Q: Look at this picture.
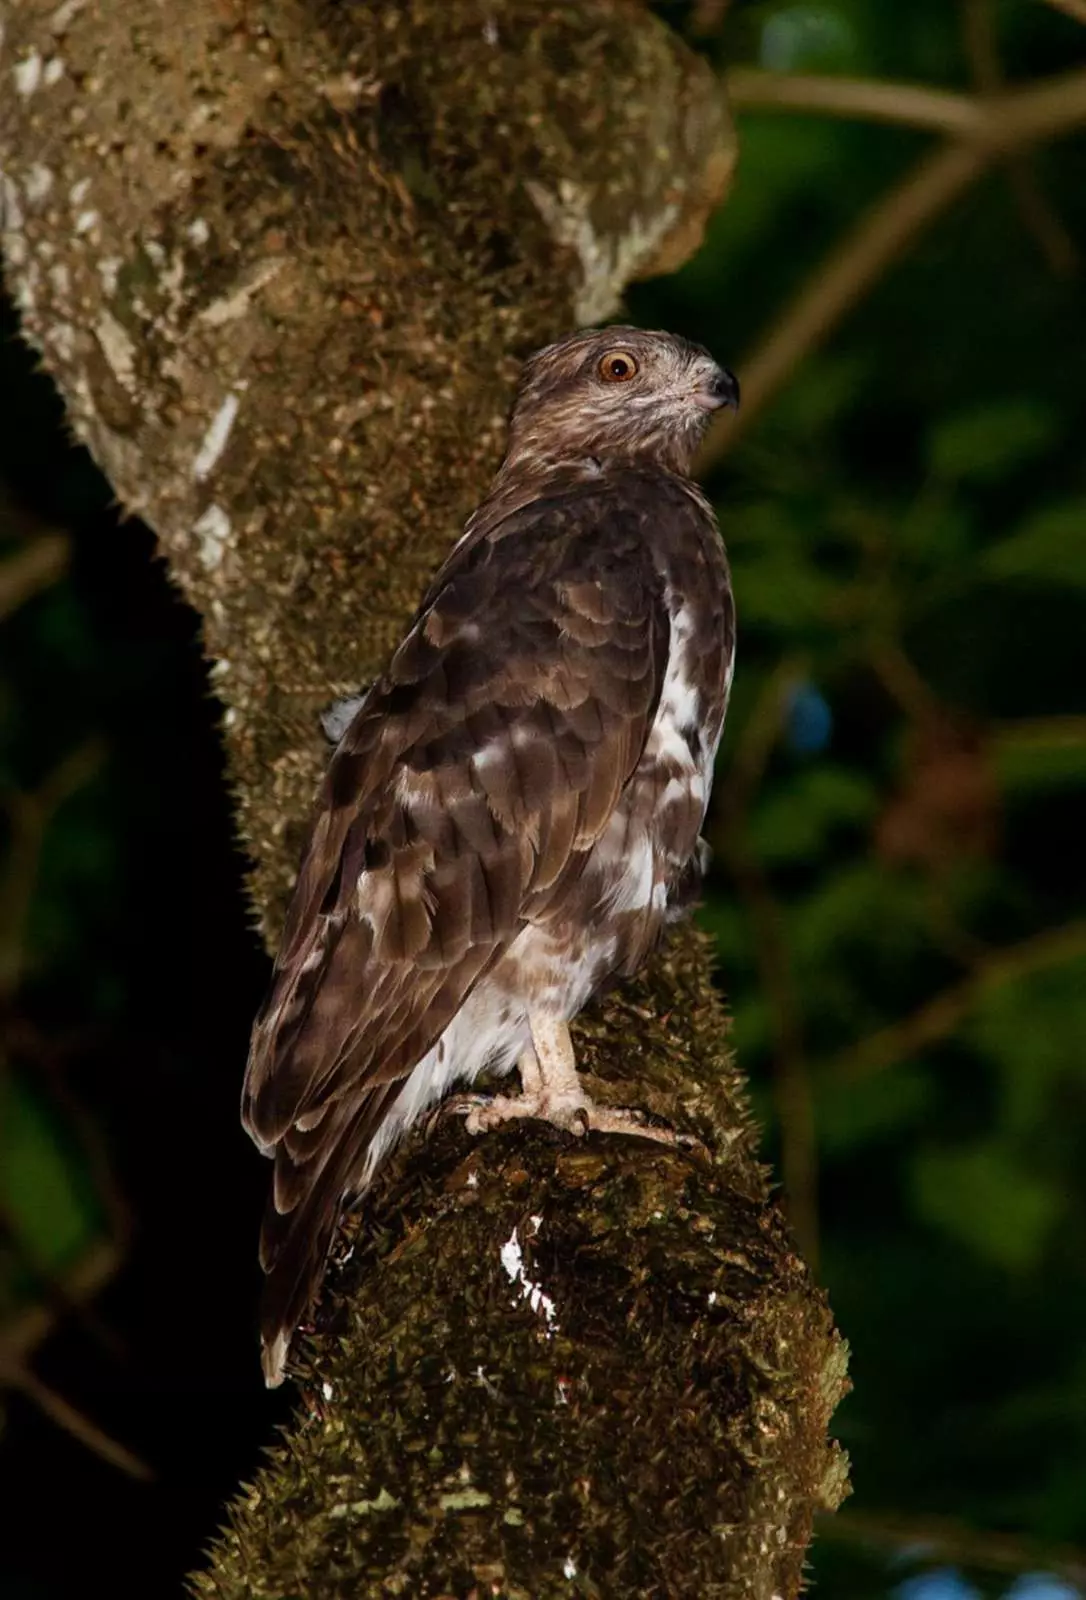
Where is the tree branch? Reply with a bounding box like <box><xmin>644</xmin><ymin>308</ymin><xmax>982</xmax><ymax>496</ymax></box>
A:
<box><xmin>0</xmin><ymin>530</ymin><xmax>68</xmax><ymax>619</ymax></box>
<box><xmin>821</xmin><ymin>1505</ymin><xmax>1086</xmax><ymax>1586</ymax></box>
<box><xmin>0</xmin><ymin>2</ymin><xmax>847</xmax><ymax>1594</ymax></box>
<box><xmin>1042</xmin><ymin>0</ymin><xmax>1086</xmax><ymax>27</ymax></box>
<box><xmin>704</xmin><ymin>141</ymin><xmax>988</xmax><ymax>460</ymax></box>
<box><xmin>703</xmin><ymin>64</ymin><xmax>1086</xmax><ymax>462</ymax></box>
<box><xmin>995</xmin><ymin>714</ymin><xmax>1086</xmax><ymax>754</ymax></box>
<box><xmin>827</xmin><ymin>918</ymin><xmax>1086</xmax><ymax>1083</ymax></box>
<box><xmin>712</xmin><ymin>660</ymin><xmax>821</xmax><ymax>1268</ymax></box>
<box><xmin>960</xmin><ymin>0</ymin><xmax>1078</xmax><ymax>275</ymax></box>
<box><xmin>725</xmin><ymin>69</ymin><xmax>985</xmax><ymax>136</ymax></box>
<box><xmin>0</xmin><ymin>1351</ymin><xmax>152</xmax><ymax>1481</ymax></box>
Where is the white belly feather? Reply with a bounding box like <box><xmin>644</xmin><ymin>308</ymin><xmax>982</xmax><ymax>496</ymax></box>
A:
<box><xmin>359</xmin><ymin>597</ymin><xmax>731</xmax><ymax>1187</ymax></box>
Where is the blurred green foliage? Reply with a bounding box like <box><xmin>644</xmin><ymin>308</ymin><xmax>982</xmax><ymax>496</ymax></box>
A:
<box><xmin>1</xmin><ymin>0</ymin><xmax>1085</xmax><ymax>1595</ymax></box>
<box><xmin>640</xmin><ymin>1</ymin><xmax>1086</xmax><ymax>1594</ymax></box>
<box><xmin>0</xmin><ymin>1074</ymin><xmax>104</xmax><ymax>1321</ymax></box>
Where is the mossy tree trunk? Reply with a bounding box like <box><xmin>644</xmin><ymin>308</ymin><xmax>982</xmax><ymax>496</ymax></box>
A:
<box><xmin>0</xmin><ymin>1</ymin><xmax>848</xmax><ymax>1593</ymax></box>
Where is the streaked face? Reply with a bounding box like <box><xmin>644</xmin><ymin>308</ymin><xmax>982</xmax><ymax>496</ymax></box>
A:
<box><xmin>507</xmin><ymin>326</ymin><xmax>739</xmax><ymax>475</ymax></box>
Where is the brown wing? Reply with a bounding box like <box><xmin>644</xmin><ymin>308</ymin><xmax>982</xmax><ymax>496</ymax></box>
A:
<box><xmin>242</xmin><ymin>477</ymin><xmax>671</xmax><ymax>1378</ymax></box>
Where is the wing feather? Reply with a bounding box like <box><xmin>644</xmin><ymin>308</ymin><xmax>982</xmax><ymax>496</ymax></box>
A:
<box><xmin>242</xmin><ymin>473</ymin><xmax>696</xmax><ymax>1377</ymax></box>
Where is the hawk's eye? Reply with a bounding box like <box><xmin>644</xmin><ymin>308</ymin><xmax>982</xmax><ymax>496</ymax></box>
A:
<box><xmin>598</xmin><ymin>350</ymin><xmax>639</xmax><ymax>383</ymax></box>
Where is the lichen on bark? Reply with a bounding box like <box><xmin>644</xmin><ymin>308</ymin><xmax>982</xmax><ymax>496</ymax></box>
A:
<box><xmin>0</xmin><ymin>0</ymin><xmax>848</xmax><ymax>1594</ymax></box>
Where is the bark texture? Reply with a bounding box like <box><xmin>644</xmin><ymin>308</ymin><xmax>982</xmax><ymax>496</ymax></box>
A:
<box><xmin>0</xmin><ymin>1</ymin><xmax>849</xmax><ymax>1594</ymax></box>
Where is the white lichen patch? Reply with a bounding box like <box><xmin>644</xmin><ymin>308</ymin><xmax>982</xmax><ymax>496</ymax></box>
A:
<box><xmin>193</xmin><ymin>502</ymin><xmax>232</xmax><ymax>569</ymax></box>
<box><xmin>1</xmin><ymin>172</ymin><xmax>24</xmax><ymax>233</ymax></box>
<box><xmin>193</xmin><ymin>392</ymin><xmax>240</xmax><ymax>480</ymax></box>
<box><xmin>197</xmin><ymin>258</ymin><xmax>284</xmax><ymax>326</ymax></box>
<box><xmin>13</xmin><ymin>50</ymin><xmax>43</xmax><ymax>96</ymax></box>
<box><xmin>51</xmin><ymin>0</ymin><xmax>86</xmax><ymax>32</ymax></box>
<box><xmin>438</xmin><ymin>1487</ymin><xmax>492</xmax><ymax>1512</ymax></box>
<box><xmin>49</xmin><ymin>321</ymin><xmax>76</xmax><ymax>361</ymax></box>
<box><xmin>13</xmin><ymin>259</ymin><xmax>38</xmax><ymax>312</ymax></box>
<box><xmin>23</xmin><ymin>164</ymin><xmax>54</xmax><ymax>206</ymax></box>
<box><xmin>43</xmin><ymin>56</ymin><xmax>64</xmax><ymax>86</ymax></box>
<box><xmin>329</xmin><ymin>1485</ymin><xmax>400</xmax><ymax>1519</ymax></box>
<box><xmin>3</xmin><ymin>231</ymin><xmax>27</xmax><ymax>269</ymax></box>
<box><xmin>68</xmin><ymin>176</ymin><xmax>91</xmax><ymax>206</ymax></box>
<box><xmin>186</xmin><ymin>217</ymin><xmax>210</xmax><ymax>247</ymax></box>
<box><xmin>319</xmin><ymin>70</ymin><xmax>377</xmax><ymax>112</ymax></box>
<box><xmin>527</xmin><ymin>177</ymin><xmax>680</xmax><ymax>324</ymax></box>
<box><xmin>95</xmin><ymin>310</ymin><xmax>137</xmax><ymax>390</ymax></box>
<box><xmin>500</xmin><ymin>1225</ymin><xmax>559</xmax><ymax>1332</ymax></box>
<box><xmin>156</xmin><ymin>247</ymin><xmax>186</xmax><ymax>317</ymax></box>
<box><xmin>97</xmin><ymin>256</ymin><xmax>121</xmax><ymax>295</ymax></box>
<box><xmin>74</xmin><ymin>209</ymin><xmax>98</xmax><ymax>236</ymax></box>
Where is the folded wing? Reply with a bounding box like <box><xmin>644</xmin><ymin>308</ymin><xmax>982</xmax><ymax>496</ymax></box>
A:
<box><xmin>241</xmin><ymin>480</ymin><xmax>674</xmax><ymax>1379</ymax></box>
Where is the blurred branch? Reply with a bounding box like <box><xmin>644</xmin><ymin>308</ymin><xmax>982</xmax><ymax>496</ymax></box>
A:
<box><xmin>726</xmin><ymin>842</ymin><xmax>820</xmax><ymax>1266</ymax></box>
<box><xmin>730</xmin><ymin>656</ymin><xmax>810</xmax><ymax>806</ymax></box>
<box><xmin>715</xmin><ymin>661</ymin><xmax>820</xmax><ymax>1266</ymax></box>
<box><xmin>961</xmin><ymin>0</ymin><xmax>1078</xmax><ymax>274</ymax></box>
<box><xmin>723</xmin><ymin>63</ymin><xmax>1086</xmax><ymax>147</ymax></box>
<box><xmin>0</xmin><ymin>1351</ymin><xmax>152</xmax><ymax>1480</ymax></box>
<box><xmin>827</xmin><ymin>918</ymin><xmax>1086</xmax><ymax>1083</ymax></box>
<box><xmin>701</xmin><ymin>141</ymin><xmax>987</xmax><ymax>463</ymax></box>
<box><xmin>726</xmin><ymin>69</ymin><xmax>984</xmax><ymax>135</ymax></box>
<box><xmin>867</xmin><ymin>638</ymin><xmax>944</xmax><ymax>726</ymax></box>
<box><xmin>690</xmin><ymin>0</ymin><xmax>732</xmax><ymax>36</ymax></box>
<box><xmin>994</xmin><ymin>714</ymin><xmax>1086</xmax><ymax>754</ymax></box>
<box><xmin>870</xmin><ymin>637</ymin><xmax>1086</xmax><ymax>770</ymax></box>
<box><xmin>819</xmin><ymin>1505</ymin><xmax>1086</xmax><ymax>1585</ymax></box>
<box><xmin>1</xmin><ymin>1237</ymin><xmax>122</xmax><ymax>1363</ymax></box>
<box><xmin>0</xmin><ymin>534</ymin><xmax>69</xmax><ymax>620</ymax></box>
<box><xmin>1042</xmin><ymin>0</ymin><xmax>1086</xmax><ymax>26</ymax></box>
<box><xmin>704</xmin><ymin>65</ymin><xmax>1086</xmax><ymax>462</ymax></box>
<box><xmin>6</xmin><ymin>1014</ymin><xmax>136</xmax><ymax>1258</ymax></box>
<box><xmin>0</xmin><ymin>741</ymin><xmax>104</xmax><ymax>1002</ymax></box>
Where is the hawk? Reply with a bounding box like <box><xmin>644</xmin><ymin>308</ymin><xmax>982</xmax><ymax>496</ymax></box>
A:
<box><xmin>242</xmin><ymin>327</ymin><xmax>739</xmax><ymax>1386</ymax></box>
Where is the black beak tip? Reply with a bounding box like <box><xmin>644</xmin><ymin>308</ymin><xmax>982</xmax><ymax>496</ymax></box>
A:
<box><xmin>712</xmin><ymin>367</ymin><xmax>741</xmax><ymax>410</ymax></box>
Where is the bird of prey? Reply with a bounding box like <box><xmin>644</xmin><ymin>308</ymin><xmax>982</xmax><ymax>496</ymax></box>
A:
<box><xmin>242</xmin><ymin>326</ymin><xmax>739</xmax><ymax>1386</ymax></box>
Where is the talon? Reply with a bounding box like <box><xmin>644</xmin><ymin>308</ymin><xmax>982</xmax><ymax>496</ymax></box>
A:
<box><xmin>446</xmin><ymin>1093</ymin><xmax>490</xmax><ymax>1115</ymax></box>
<box><xmin>443</xmin><ymin>1093</ymin><xmax>496</xmax><ymax>1137</ymax></box>
<box><xmin>444</xmin><ymin>1088</ymin><xmax>489</xmax><ymax>1113</ymax></box>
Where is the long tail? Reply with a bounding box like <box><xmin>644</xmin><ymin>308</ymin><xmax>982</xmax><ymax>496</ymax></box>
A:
<box><xmin>258</xmin><ymin>1161</ymin><xmax>348</xmax><ymax>1387</ymax></box>
<box><xmin>259</xmin><ymin>1212</ymin><xmax>340</xmax><ymax>1387</ymax></box>
<box><xmin>257</xmin><ymin>1088</ymin><xmax>401</xmax><ymax>1387</ymax></box>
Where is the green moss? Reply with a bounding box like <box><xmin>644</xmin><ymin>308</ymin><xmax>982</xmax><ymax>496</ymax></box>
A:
<box><xmin>193</xmin><ymin>933</ymin><xmax>847</xmax><ymax>1599</ymax></box>
<box><xmin>0</xmin><ymin>0</ymin><xmax>844</xmax><ymax>1591</ymax></box>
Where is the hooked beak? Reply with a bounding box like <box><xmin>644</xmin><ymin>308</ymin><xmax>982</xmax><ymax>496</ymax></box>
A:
<box><xmin>694</xmin><ymin>364</ymin><xmax>740</xmax><ymax>412</ymax></box>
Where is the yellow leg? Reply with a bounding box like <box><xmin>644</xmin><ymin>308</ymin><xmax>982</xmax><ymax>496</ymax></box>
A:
<box><xmin>458</xmin><ymin>1015</ymin><xmax>700</xmax><ymax>1150</ymax></box>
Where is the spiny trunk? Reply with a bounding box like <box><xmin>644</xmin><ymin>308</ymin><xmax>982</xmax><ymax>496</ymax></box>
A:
<box><xmin>0</xmin><ymin>2</ymin><xmax>848</xmax><ymax>1593</ymax></box>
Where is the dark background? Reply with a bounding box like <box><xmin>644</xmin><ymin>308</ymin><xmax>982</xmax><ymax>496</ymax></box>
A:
<box><xmin>2</xmin><ymin>2</ymin><xmax>1085</xmax><ymax>1596</ymax></box>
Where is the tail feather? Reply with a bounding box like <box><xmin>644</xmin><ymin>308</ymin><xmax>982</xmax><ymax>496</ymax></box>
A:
<box><xmin>259</xmin><ymin>1194</ymin><xmax>341</xmax><ymax>1387</ymax></box>
<box><xmin>256</xmin><ymin>1085</ymin><xmax>402</xmax><ymax>1387</ymax></box>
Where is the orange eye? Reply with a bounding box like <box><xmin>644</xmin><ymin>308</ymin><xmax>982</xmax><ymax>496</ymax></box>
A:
<box><xmin>598</xmin><ymin>349</ymin><xmax>639</xmax><ymax>383</ymax></box>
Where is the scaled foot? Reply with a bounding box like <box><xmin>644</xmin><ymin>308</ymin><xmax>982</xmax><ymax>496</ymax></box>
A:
<box><xmin>451</xmin><ymin>1015</ymin><xmax>705</xmax><ymax>1154</ymax></box>
<box><xmin>455</xmin><ymin>1086</ymin><xmax>700</xmax><ymax>1150</ymax></box>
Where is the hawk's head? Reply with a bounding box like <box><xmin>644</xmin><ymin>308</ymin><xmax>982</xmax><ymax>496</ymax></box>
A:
<box><xmin>506</xmin><ymin>326</ymin><xmax>739</xmax><ymax>477</ymax></box>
